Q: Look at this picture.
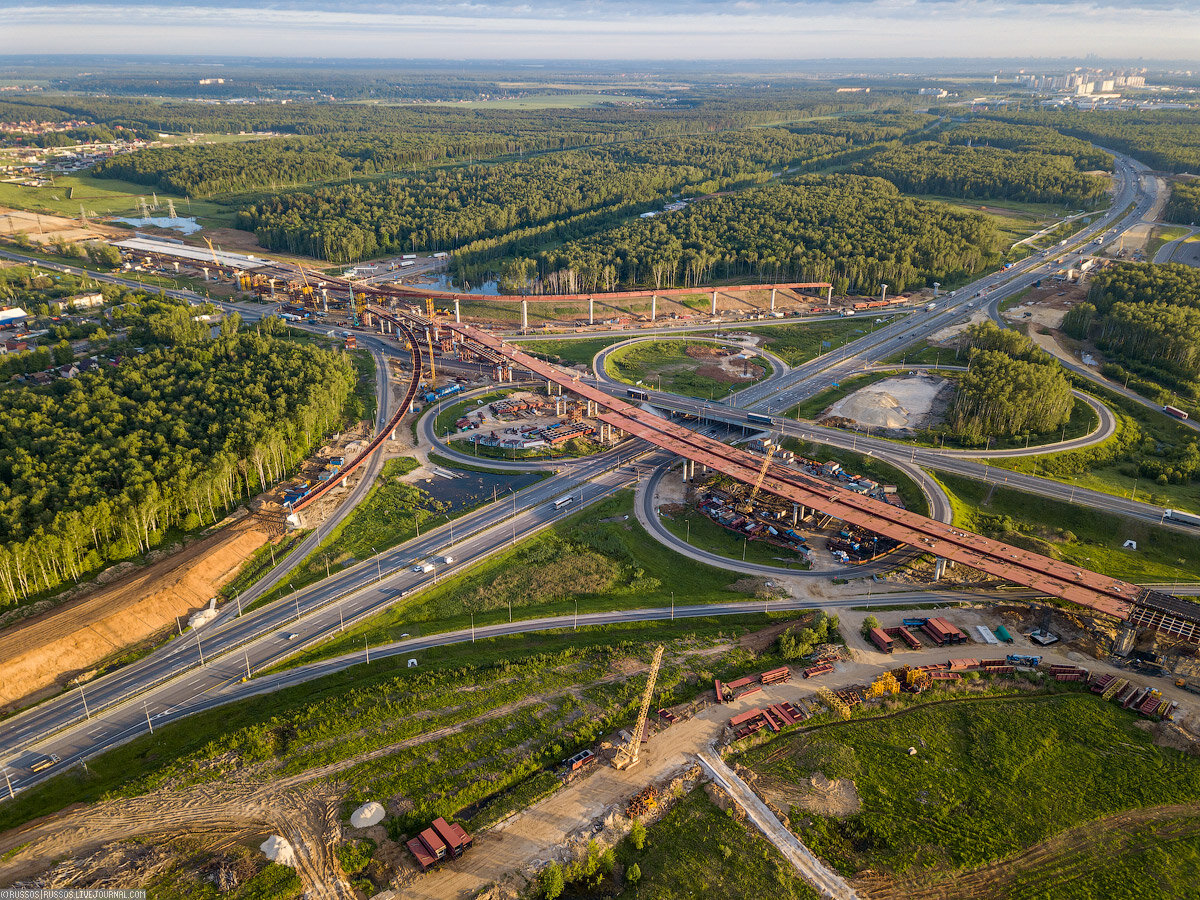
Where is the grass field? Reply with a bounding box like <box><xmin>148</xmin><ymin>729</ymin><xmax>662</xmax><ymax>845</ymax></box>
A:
<box><xmin>990</xmin><ymin>384</ymin><xmax>1200</xmax><ymax>514</ymax></box>
<box><xmin>935</xmin><ymin>472</ymin><xmax>1200</xmax><ymax>583</ymax></box>
<box><xmin>742</xmin><ymin>693</ymin><xmax>1200</xmax><ymax>878</ymax></box>
<box><xmin>911</xmin><ymin>195</ymin><xmax>1091</xmax><ymax>248</ymax></box>
<box><xmin>0</xmin><ymin>617</ymin><xmax>783</xmax><ymax>842</ymax></box>
<box><xmin>0</xmin><ymin>173</ymin><xmax>229</xmax><ymax>224</ymax></box>
<box><xmin>288</xmin><ymin>490</ymin><xmax>775</xmax><ymax>665</ymax></box>
<box><xmin>604</xmin><ymin>339</ymin><xmax>772</xmax><ymax>400</ymax></box>
<box><xmin>610</xmin><ymin>787</ymin><xmax>821</xmax><ymax>900</ymax></box>
<box><xmin>740</xmin><ymin>318</ymin><xmax>887</xmax><ymax>366</ymax></box>
<box><xmin>1145</xmin><ymin>224</ymin><xmax>1193</xmax><ymax>260</ymax></box>
<box><xmin>516</xmin><ymin>335</ymin><xmax>629</xmax><ymax>368</ymax></box>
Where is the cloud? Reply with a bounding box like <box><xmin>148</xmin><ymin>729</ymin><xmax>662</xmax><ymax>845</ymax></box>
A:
<box><xmin>1</xmin><ymin>1</ymin><xmax>1196</xmax><ymax>59</ymax></box>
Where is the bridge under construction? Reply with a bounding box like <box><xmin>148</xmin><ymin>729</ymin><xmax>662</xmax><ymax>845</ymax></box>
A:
<box><xmin>110</xmin><ymin>239</ymin><xmax>1200</xmax><ymax>640</ymax></box>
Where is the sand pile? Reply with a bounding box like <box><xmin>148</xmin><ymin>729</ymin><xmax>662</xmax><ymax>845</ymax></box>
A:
<box><xmin>351</xmin><ymin>801</ymin><xmax>386</xmax><ymax>828</ymax></box>
<box><xmin>827</xmin><ymin>377</ymin><xmax>949</xmax><ymax>430</ymax></box>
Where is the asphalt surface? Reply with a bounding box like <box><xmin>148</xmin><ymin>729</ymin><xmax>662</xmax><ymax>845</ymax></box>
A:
<box><xmin>0</xmin><ymin>147</ymin><xmax>1193</xmax><ymax>801</ymax></box>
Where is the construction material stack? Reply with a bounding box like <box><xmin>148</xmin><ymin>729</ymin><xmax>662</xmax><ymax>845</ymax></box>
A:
<box><xmin>885</xmin><ymin>625</ymin><xmax>922</xmax><ymax>649</ymax></box>
<box><xmin>817</xmin><ymin>685</ymin><xmax>851</xmax><ymax>719</ymax></box>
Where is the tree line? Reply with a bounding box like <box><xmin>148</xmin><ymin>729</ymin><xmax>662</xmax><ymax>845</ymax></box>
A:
<box><xmin>850</xmin><ymin>141</ymin><xmax>1109</xmax><ymax>205</ymax></box>
<box><xmin>515</xmin><ymin>175</ymin><xmax>1000</xmax><ymax>295</ymax></box>
<box><xmin>1165</xmin><ymin>180</ymin><xmax>1200</xmax><ymax>225</ymax></box>
<box><xmin>0</xmin><ymin>299</ymin><xmax>355</xmax><ymax>607</ymax></box>
<box><xmin>948</xmin><ymin>322</ymin><xmax>1073</xmax><ymax>441</ymax></box>
<box><xmin>981</xmin><ymin>108</ymin><xmax>1200</xmax><ymax>174</ymax></box>
<box><xmin>1068</xmin><ymin>262</ymin><xmax>1200</xmax><ymax>399</ymax></box>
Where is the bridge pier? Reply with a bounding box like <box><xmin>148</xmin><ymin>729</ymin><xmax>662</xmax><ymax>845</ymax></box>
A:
<box><xmin>589</xmin><ymin>297</ymin><xmax>594</xmax><ymax>325</ymax></box>
<box><xmin>880</xmin><ymin>283</ymin><xmax>888</xmax><ymax>304</ymax></box>
<box><xmin>201</xmin><ymin>266</ymin><xmax>210</xmax><ymax>282</ymax></box>
<box><xmin>651</xmin><ymin>294</ymin><xmax>656</xmax><ymax>322</ymax></box>
<box><xmin>792</xmin><ymin>503</ymin><xmax>798</xmax><ymax>526</ymax></box>
<box><xmin>454</xmin><ymin>299</ymin><xmax>460</xmax><ymax>323</ymax></box>
<box><xmin>522</xmin><ymin>298</ymin><xmax>528</xmax><ymax>332</ymax></box>
<box><xmin>934</xmin><ymin>557</ymin><xmax>947</xmax><ymax>581</ymax></box>
<box><xmin>770</xmin><ymin>288</ymin><xmax>776</xmax><ymax>312</ymax></box>
<box><xmin>932</xmin><ymin>282</ymin><xmax>940</xmax><ymax>299</ymax></box>
<box><xmin>826</xmin><ymin>285</ymin><xmax>833</xmax><ymax>305</ymax></box>
<box><xmin>711</xmin><ymin>290</ymin><xmax>718</xmax><ymax>315</ymax></box>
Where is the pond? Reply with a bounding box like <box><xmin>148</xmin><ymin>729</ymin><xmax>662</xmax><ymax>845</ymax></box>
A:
<box><xmin>112</xmin><ymin>215</ymin><xmax>202</xmax><ymax>234</ymax></box>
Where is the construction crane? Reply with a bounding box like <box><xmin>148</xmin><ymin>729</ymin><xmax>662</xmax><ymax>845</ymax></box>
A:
<box><xmin>202</xmin><ymin>237</ymin><xmax>221</xmax><ymax>267</ymax></box>
<box><xmin>613</xmin><ymin>644</ymin><xmax>664</xmax><ymax>770</ymax></box>
<box><xmin>736</xmin><ymin>443</ymin><xmax>776</xmax><ymax>514</ymax></box>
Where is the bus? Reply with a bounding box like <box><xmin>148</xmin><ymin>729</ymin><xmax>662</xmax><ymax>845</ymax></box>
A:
<box><xmin>746</xmin><ymin>412</ymin><xmax>776</xmax><ymax>427</ymax></box>
<box><xmin>1164</xmin><ymin>405</ymin><xmax>1189</xmax><ymax>421</ymax></box>
<box><xmin>553</xmin><ymin>496</ymin><xmax>574</xmax><ymax>510</ymax></box>
<box><xmin>627</xmin><ymin>388</ymin><xmax>650</xmax><ymax>401</ymax></box>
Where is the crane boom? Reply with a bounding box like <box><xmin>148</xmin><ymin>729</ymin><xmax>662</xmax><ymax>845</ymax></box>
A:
<box><xmin>613</xmin><ymin>644</ymin><xmax>664</xmax><ymax>770</ymax></box>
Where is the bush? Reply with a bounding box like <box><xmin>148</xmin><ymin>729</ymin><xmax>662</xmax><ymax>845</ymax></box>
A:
<box><xmin>540</xmin><ymin>861</ymin><xmax>564</xmax><ymax>900</ymax></box>
<box><xmin>626</xmin><ymin>862</ymin><xmax>641</xmax><ymax>884</ymax></box>
<box><xmin>630</xmin><ymin>818</ymin><xmax>647</xmax><ymax>851</ymax></box>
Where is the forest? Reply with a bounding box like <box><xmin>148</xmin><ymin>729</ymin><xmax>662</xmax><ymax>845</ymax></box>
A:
<box><xmin>231</xmin><ymin>124</ymin><xmax>923</xmax><ymax>263</ymax></box>
<box><xmin>520</xmin><ymin>175</ymin><xmax>1000</xmax><ymax>294</ymax></box>
<box><xmin>850</xmin><ymin>141</ymin><xmax>1109</xmax><ymax>205</ymax></box>
<box><xmin>1068</xmin><ymin>262</ymin><xmax>1200</xmax><ymax>399</ymax></box>
<box><xmin>981</xmin><ymin>108</ymin><xmax>1200</xmax><ymax>174</ymax></box>
<box><xmin>949</xmin><ymin>322</ymin><xmax>1073</xmax><ymax>440</ymax></box>
<box><xmin>0</xmin><ymin>300</ymin><xmax>355</xmax><ymax>606</ymax></box>
<box><xmin>1165</xmin><ymin>180</ymin><xmax>1200</xmax><ymax>226</ymax></box>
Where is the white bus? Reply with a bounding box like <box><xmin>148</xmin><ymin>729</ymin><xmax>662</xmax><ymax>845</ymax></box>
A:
<box><xmin>553</xmin><ymin>496</ymin><xmax>574</xmax><ymax>510</ymax></box>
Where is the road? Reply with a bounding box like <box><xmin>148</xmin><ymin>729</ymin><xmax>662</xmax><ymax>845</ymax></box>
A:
<box><xmin>0</xmin><ymin>146</ymin><xmax>1185</xmax><ymax>800</ymax></box>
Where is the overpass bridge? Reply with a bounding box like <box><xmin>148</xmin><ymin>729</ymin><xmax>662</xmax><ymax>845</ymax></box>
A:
<box><xmin>356</xmin><ymin>298</ymin><xmax>1198</xmax><ymax>639</ymax></box>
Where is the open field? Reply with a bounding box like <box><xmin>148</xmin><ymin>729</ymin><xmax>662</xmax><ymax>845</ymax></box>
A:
<box><xmin>287</xmin><ymin>491</ymin><xmax>774</xmax><ymax>666</ymax></box>
<box><xmin>910</xmin><ymin>194</ymin><xmax>1096</xmax><ymax>248</ymax></box>
<box><xmin>0</xmin><ymin>174</ymin><xmax>229</xmax><ymax>224</ymax></box>
<box><xmin>741</xmin><ymin>693</ymin><xmax>1200</xmax><ymax>881</ymax></box>
<box><xmin>935</xmin><ymin>472</ymin><xmax>1200</xmax><ymax>583</ymax></box>
<box><xmin>1145</xmin><ymin>224</ymin><xmax>1192</xmax><ymax>260</ymax></box>
<box><xmin>604</xmin><ymin>339</ymin><xmax>772</xmax><ymax>400</ymax></box>
<box><xmin>740</xmin><ymin>319</ymin><xmax>886</xmax><ymax>366</ymax></box>
<box><xmin>610</xmin><ymin>787</ymin><xmax>821</xmax><ymax>900</ymax></box>
<box><xmin>991</xmin><ymin>384</ymin><xmax>1200</xmax><ymax>514</ymax></box>
<box><xmin>516</xmin><ymin>335</ymin><xmax>629</xmax><ymax>368</ymax></box>
<box><xmin>786</xmin><ymin>371</ymin><xmax>894</xmax><ymax>420</ymax></box>
<box><xmin>0</xmin><ymin>616</ymin><xmax>782</xmax><ymax>862</ymax></box>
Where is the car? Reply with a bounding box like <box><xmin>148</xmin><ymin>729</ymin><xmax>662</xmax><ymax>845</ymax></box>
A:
<box><xmin>283</xmin><ymin>632</ymin><xmax>299</xmax><ymax>641</ymax></box>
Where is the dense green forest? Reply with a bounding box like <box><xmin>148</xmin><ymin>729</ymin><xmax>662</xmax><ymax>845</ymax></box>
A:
<box><xmin>522</xmin><ymin>175</ymin><xmax>1000</xmax><ymax>294</ymax></box>
<box><xmin>1165</xmin><ymin>180</ymin><xmax>1200</xmax><ymax>225</ymax></box>
<box><xmin>0</xmin><ymin>297</ymin><xmax>355</xmax><ymax>606</ymax></box>
<box><xmin>949</xmin><ymin>322</ymin><xmax>1073</xmax><ymax>440</ymax></box>
<box><xmin>851</xmin><ymin>141</ymin><xmax>1109</xmax><ymax>204</ymax></box>
<box><xmin>231</xmin><ymin>126</ymin><xmax>922</xmax><ymax>263</ymax></box>
<box><xmin>1068</xmin><ymin>263</ymin><xmax>1200</xmax><ymax>399</ymax></box>
<box><xmin>938</xmin><ymin>121</ymin><xmax>1113</xmax><ymax>170</ymax></box>
<box><xmin>981</xmin><ymin>109</ymin><xmax>1200</xmax><ymax>173</ymax></box>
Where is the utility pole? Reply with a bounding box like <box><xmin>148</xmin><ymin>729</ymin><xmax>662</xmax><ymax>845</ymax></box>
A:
<box><xmin>2</xmin><ymin>767</ymin><xmax>13</xmax><ymax>800</ymax></box>
<box><xmin>78</xmin><ymin>684</ymin><xmax>90</xmax><ymax>719</ymax></box>
<box><xmin>144</xmin><ymin>702</ymin><xmax>154</xmax><ymax>734</ymax></box>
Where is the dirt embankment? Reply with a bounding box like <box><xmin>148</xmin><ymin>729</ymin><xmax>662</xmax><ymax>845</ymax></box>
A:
<box><xmin>0</xmin><ymin>522</ymin><xmax>268</xmax><ymax>711</ymax></box>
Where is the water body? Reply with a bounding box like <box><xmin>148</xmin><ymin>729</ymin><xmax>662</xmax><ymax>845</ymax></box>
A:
<box><xmin>112</xmin><ymin>216</ymin><xmax>202</xmax><ymax>234</ymax></box>
<box><xmin>418</xmin><ymin>466</ymin><xmax>544</xmax><ymax>513</ymax></box>
<box><xmin>415</xmin><ymin>273</ymin><xmax>502</xmax><ymax>296</ymax></box>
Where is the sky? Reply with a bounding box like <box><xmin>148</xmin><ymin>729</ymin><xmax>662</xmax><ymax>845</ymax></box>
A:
<box><xmin>2</xmin><ymin>1</ymin><xmax>1198</xmax><ymax>61</ymax></box>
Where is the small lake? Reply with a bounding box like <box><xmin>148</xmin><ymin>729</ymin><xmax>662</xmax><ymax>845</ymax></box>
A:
<box><xmin>113</xmin><ymin>216</ymin><xmax>202</xmax><ymax>234</ymax></box>
<box><xmin>417</xmin><ymin>466</ymin><xmax>544</xmax><ymax>513</ymax></box>
<box><xmin>412</xmin><ymin>274</ymin><xmax>502</xmax><ymax>296</ymax></box>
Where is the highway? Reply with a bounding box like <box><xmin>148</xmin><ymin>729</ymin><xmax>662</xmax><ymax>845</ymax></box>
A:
<box><xmin>0</xmin><ymin>145</ymin><xmax>1189</xmax><ymax>802</ymax></box>
<box><xmin>0</xmin><ymin>448</ymin><xmax>638</xmax><ymax>793</ymax></box>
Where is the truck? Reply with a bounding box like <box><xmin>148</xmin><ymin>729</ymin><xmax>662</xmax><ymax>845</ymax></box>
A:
<box><xmin>925</xmin><ymin>302</ymin><xmax>937</xmax><ymax>311</ymax></box>
<box><xmin>746</xmin><ymin>412</ymin><xmax>776</xmax><ymax>427</ymax></box>
<box><xmin>1163</xmin><ymin>405</ymin><xmax>1189</xmax><ymax>421</ymax></box>
<box><xmin>412</xmin><ymin>562</ymin><xmax>435</xmax><ymax>573</ymax></box>
<box><xmin>28</xmin><ymin>753</ymin><xmax>60</xmax><ymax>773</ymax></box>
<box><xmin>1165</xmin><ymin>509</ymin><xmax>1200</xmax><ymax>528</ymax></box>
<box><xmin>1007</xmin><ymin>654</ymin><xmax>1042</xmax><ymax>667</ymax></box>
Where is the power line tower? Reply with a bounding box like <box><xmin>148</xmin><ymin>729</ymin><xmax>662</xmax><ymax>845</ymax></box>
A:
<box><xmin>613</xmin><ymin>645</ymin><xmax>664</xmax><ymax>770</ymax></box>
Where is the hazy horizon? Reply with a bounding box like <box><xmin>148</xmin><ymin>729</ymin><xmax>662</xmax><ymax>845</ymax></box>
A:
<box><xmin>3</xmin><ymin>1</ymin><xmax>1198</xmax><ymax>63</ymax></box>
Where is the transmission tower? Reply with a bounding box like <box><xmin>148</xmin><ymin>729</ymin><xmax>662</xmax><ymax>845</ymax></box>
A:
<box><xmin>613</xmin><ymin>644</ymin><xmax>664</xmax><ymax>770</ymax></box>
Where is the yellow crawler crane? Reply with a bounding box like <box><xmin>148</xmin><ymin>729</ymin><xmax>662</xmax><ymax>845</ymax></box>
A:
<box><xmin>613</xmin><ymin>645</ymin><xmax>664</xmax><ymax>769</ymax></box>
<box><xmin>736</xmin><ymin>443</ymin><xmax>775</xmax><ymax>514</ymax></box>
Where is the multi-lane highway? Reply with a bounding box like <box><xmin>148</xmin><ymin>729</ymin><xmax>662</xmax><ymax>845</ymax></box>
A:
<box><xmin>0</xmin><ymin>145</ymin><xmax>1187</xmax><ymax>802</ymax></box>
